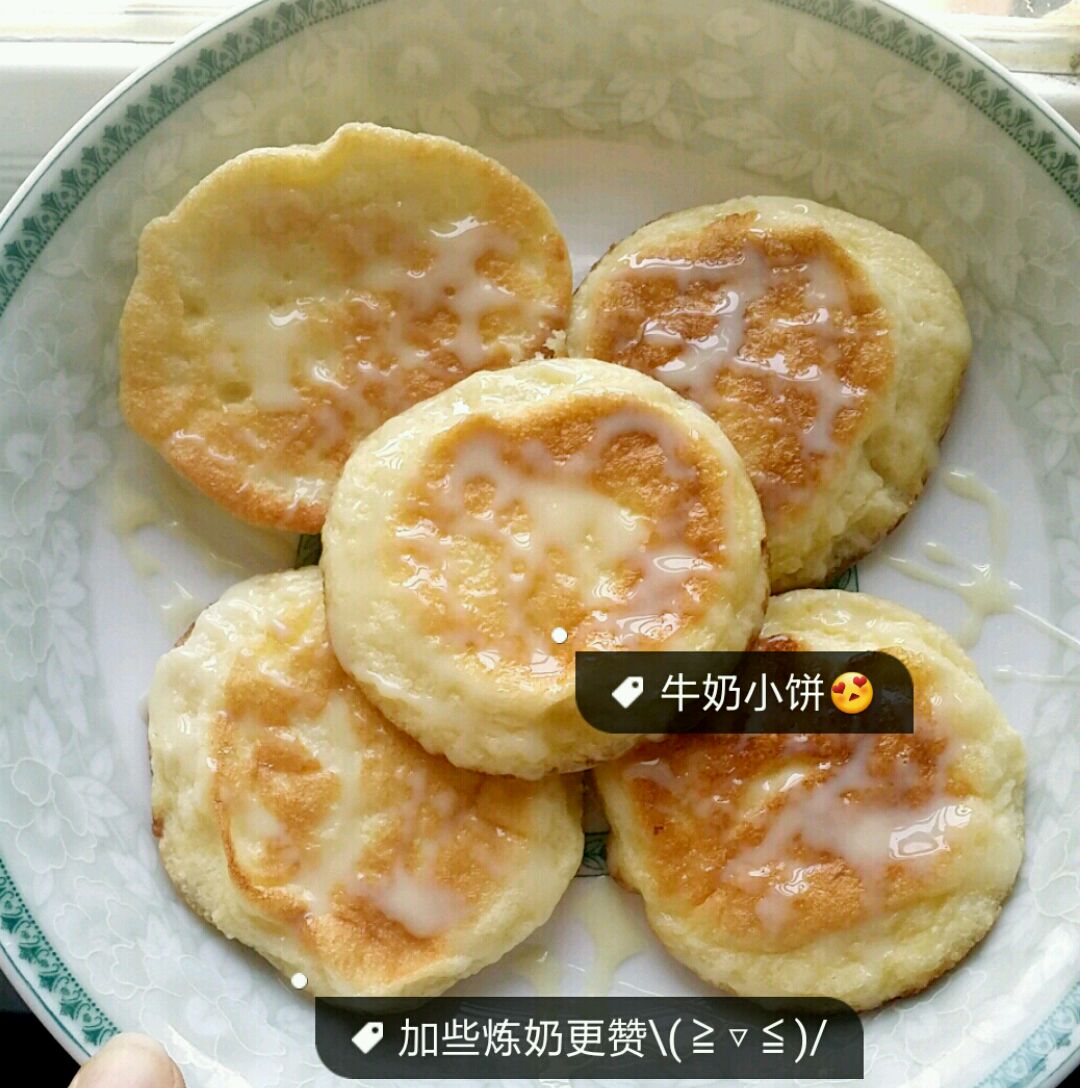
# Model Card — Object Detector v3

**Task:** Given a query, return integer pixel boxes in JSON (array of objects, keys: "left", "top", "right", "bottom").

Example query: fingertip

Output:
[{"left": 72, "top": 1033, "right": 184, "bottom": 1088}]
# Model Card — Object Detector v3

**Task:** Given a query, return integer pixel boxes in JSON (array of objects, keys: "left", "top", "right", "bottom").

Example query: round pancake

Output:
[
  {"left": 596, "top": 590, "right": 1025, "bottom": 1011},
  {"left": 148, "top": 568, "right": 582, "bottom": 997},
  {"left": 121, "top": 122, "right": 571, "bottom": 532},
  {"left": 322, "top": 357, "right": 769, "bottom": 779},
  {"left": 567, "top": 197, "right": 971, "bottom": 590}
]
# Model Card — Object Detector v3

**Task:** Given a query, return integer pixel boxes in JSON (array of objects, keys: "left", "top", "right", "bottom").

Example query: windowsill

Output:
[
  {"left": 2, "top": 37, "right": 1080, "bottom": 211},
  {"left": 0, "top": 41, "right": 165, "bottom": 204}
]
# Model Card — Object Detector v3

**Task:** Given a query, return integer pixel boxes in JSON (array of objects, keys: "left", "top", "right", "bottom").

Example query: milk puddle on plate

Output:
[
  {"left": 506, "top": 944, "right": 564, "bottom": 996},
  {"left": 105, "top": 436, "right": 296, "bottom": 639},
  {"left": 887, "top": 467, "right": 1080, "bottom": 661},
  {"left": 505, "top": 877, "right": 652, "bottom": 997},
  {"left": 993, "top": 667, "right": 1080, "bottom": 684}
]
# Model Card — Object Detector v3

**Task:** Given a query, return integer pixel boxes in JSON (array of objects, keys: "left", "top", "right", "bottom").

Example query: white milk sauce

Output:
[
  {"left": 619, "top": 236, "right": 859, "bottom": 465},
  {"left": 994, "top": 667, "right": 1080, "bottom": 684},
  {"left": 109, "top": 464, "right": 295, "bottom": 575},
  {"left": 213, "top": 216, "right": 549, "bottom": 428},
  {"left": 158, "top": 581, "right": 202, "bottom": 640},
  {"left": 624, "top": 733, "right": 964, "bottom": 935},
  {"left": 399, "top": 408, "right": 721, "bottom": 670},
  {"left": 888, "top": 469, "right": 1080, "bottom": 652},
  {"left": 507, "top": 943, "right": 564, "bottom": 996},
  {"left": 571, "top": 878, "right": 650, "bottom": 996},
  {"left": 339, "top": 764, "right": 467, "bottom": 938},
  {"left": 107, "top": 461, "right": 296, "bottom": 637},
  {"left": 236, "top": 695, "right": 467, "bottom": 938}
]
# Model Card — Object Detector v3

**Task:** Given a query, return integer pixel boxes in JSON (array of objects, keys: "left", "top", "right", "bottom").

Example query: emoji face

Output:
[{"left": 831, "top": 672, "right": 874, "bottom": 714}]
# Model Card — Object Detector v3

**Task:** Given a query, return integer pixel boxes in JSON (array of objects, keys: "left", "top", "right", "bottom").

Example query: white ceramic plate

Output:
[{"left": 2, "top": 0, "right": 1080, "bottom": 1084}]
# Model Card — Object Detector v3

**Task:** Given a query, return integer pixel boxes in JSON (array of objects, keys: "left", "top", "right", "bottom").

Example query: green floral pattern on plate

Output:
[{"left": 1, "top": 1, "right": 1079, "bottom": 1085}]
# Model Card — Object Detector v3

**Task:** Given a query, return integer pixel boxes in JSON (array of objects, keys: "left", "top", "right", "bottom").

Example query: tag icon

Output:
[
  {"left": 611, "top": 675, "right": 645, "bottom": 709},
  {"left": 351, "top": 1021, "right": 384, "bottom": 1055}
]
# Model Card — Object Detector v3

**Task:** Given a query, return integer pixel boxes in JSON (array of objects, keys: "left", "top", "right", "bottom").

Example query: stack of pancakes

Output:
[{"left": 125, "top": 123, "right": 1024, "bottom": 1010}]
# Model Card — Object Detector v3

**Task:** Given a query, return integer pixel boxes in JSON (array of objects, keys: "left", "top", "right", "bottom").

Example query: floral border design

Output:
[
  {"left": 579, "top": 831, "right": 608, "bottom": 876},
  {"left": 0, "top": 0, "right": 1078, "bottom": 1083},
  {"left": 2, "top": 0, "right": 1078, "bottom": 315},
  {"left": 974, "top": 983, "right": 1080, "bottom": 1088},
  {"left": 295, "top": 533, "right": 323, "bottom": 567},
  {"left": 773, "top": 0, "right": 1080, "bottom": 207},
  {"left": 0, "top": 857, "right": 115, "bottom": 1049},
  {"left": 0, "top": 0, "right": 382, "bottom": 313}
]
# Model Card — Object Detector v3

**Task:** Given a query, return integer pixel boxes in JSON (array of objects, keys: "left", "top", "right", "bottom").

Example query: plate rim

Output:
[{"left": 0, "top": 0, "right": 1077, "bottom": 1082}]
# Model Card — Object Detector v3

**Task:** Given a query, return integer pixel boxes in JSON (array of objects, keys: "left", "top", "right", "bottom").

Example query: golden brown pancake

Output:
[
  {"left": 121, "top": 122, "right": 571, "bottom": 532},
  {"left": 322, "top": 358, "right": 769, "bottom": 778},
  {"left": 596, "top": 590, "right": 1024, "bottom": 1010},
  {"left": 149, "top": 568, "right": 583, "bottom": 996},
  {"left": 568, "top": 197, "right": 971, "bottom": 590}
]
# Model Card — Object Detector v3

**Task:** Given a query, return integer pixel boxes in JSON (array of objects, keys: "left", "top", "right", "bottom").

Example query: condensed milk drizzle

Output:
[
  {"left": 572, "top": 877, "right": 650, "bottom": 996},
  {"left": 507, "top": 879, "right": 652, "bottom": 998},
  {"left": 727, "top": 735, "right": 966, "bottom": 932},
  {"left": 397, "top": 409, "right": 721, "bottom": 671},
  {"left": 235, "top": 690, "right": 469, "bottom": 938},
  {"left": 347, "top": 766, "right": 469, "bottom": 939},
  {"left": 888, "top": 469, "right": 1080, "bottom": 653},
  {"left": 210, "top": 216, "right": 551, "bottom": 439},
  {"left": 618, "top": 233, "right": 861, "bottom": 467},
  {"left": 994, "top": 666, "right": 1080, "bottom": 684},
  {"left": 624, "top": 730, "right": 965, "bottom": 935},
  {"left": 351, "top": 216, "right": 526, "bottom": 379}
]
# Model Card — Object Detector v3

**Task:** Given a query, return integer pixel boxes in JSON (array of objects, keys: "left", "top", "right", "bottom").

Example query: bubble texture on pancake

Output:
[
  {"left": 568, "top": 197, "right": 971, "bottom": 590},
  {"left": 149, "top": 568, "right": 582, "bottom": 997},
  {"left": 322, "top": 358, "right": 768, "bottom": 778},
  {"left": 121, "top": 122, "right": 571, "bottom": 532},
  {"left": 596, "top": 590, "right": 1024, "bottom": 1010}
]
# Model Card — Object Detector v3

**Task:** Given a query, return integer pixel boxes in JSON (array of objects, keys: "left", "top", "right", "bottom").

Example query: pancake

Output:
[
  {"left": 121, "top": 122, "right": 571, "bottom": 532},
  {"left": 567, "top": 197, "right": 971, "bottom": 590},
  {"left": 148, "top": 568, "right": 582, "bottom": 997},
  {"left": 322, "top": 357, "right": 769, "bottom": 779},
  {"left": 596, "top": 590, "right": 1025, "bottom": 1011}
]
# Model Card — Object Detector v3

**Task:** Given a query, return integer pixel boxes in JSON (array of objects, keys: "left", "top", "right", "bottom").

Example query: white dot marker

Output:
[
  {"left": 551, "top": 626, "right": 568, "bottom": 644},
  {"left": 290, "top": 972, "right": 308, "bottom": 989}
]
